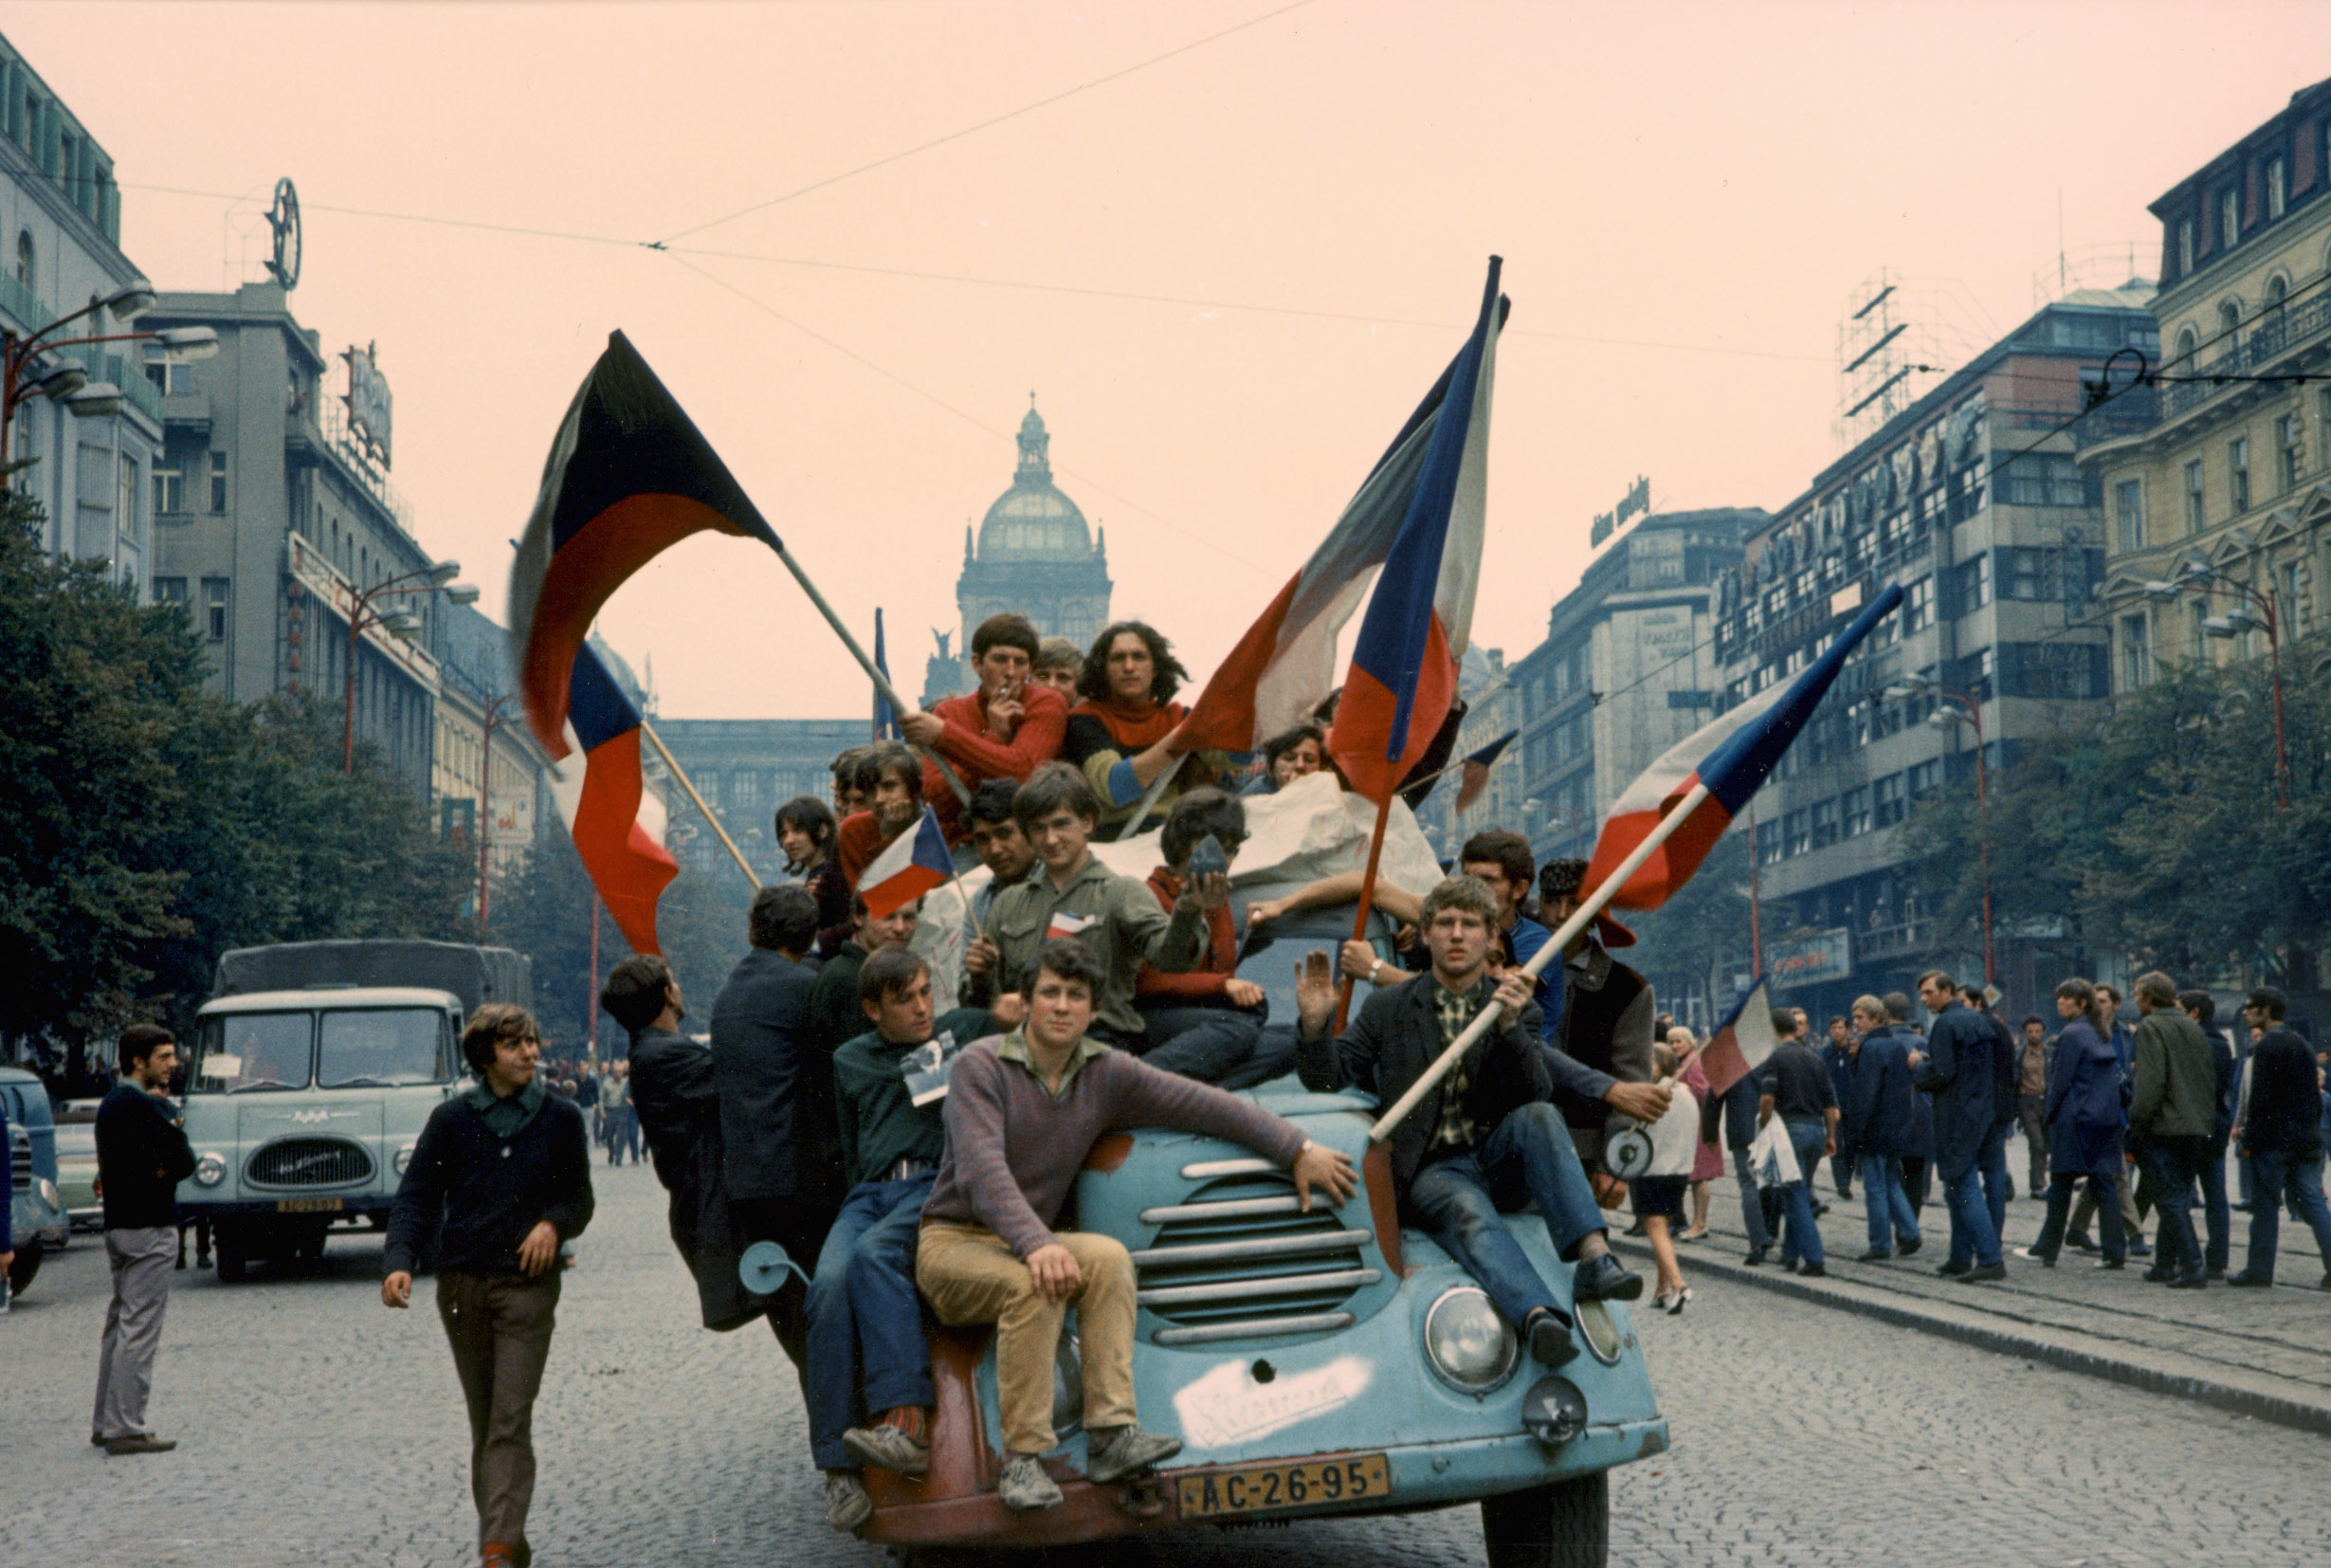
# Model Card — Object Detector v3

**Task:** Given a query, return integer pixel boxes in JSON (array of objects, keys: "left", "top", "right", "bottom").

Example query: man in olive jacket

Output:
[{"left": 2128, "top": 970, "right": 2217, "bottom": 1288}]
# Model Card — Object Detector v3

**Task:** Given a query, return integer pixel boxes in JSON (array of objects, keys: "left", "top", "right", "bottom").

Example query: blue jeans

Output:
[
  {"left": 1136, "top": 1007, "right": 1297, "bottom": 1090},
  {"left": 1731, "top": 1145, "right": 1772, "bottom": 1250},
  {"left": 804, "top": 1172, "right": 936, "bottom": 1469},
  {"left": 1775, "top": 1121, "right": 1827, "bottom": 1269},
  {"left": 1977, "top": 1119, "right": 2012, "bottom": 1240},
  {"left": 2035, "top": 1171, "right": 2124, "bottom": 1264},
  {"left": 1941, "top": 1164, "right": 2002, "bottom": 1268},
  {"left": 1404, "top": 1103, "right": 1607, "bottom": 1329},
  {"left": 2198, "top": 1139, "right": 2231, "bottom": 1273},
  {"left": 1860, "top": 1154, "right": 1920, "bottom": 1252},
  {"left": 2242, "top": 1149, "right": 2331, "bottom": 1280}
]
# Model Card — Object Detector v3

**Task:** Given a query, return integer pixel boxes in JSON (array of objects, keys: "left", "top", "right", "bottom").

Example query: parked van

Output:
[{"left": 2, "top": 1065, "right": 65, "bottom": 1296}]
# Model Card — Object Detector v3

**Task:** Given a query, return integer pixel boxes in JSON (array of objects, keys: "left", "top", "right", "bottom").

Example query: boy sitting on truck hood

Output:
[
  {"left": 915, "top": 939, "right": 1358, "bottom": 1513},
  {"left": 811, "top": 946, "right": 995, "bottom": 1533}
]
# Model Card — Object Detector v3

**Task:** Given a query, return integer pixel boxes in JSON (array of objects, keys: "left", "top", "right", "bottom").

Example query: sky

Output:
[{"left": 10, "top": 1, "right": 2331, "bottom": 718}]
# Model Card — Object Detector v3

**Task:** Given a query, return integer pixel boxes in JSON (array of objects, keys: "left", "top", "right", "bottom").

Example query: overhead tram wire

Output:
[{"left": 650, "top": 0, "right": 1320, "bottom": 246}]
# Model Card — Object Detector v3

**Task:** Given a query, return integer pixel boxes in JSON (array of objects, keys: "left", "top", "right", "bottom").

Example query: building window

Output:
[
  {"left": 13, "top": 229, "right": 30, "bottom": 291},
  {"left": 1811, "top": 798, "right": 1841, "bottom": 849},
  {"left": 2121, "top": 613, "right": 2152, "bottom": 688},
  {"left": 155, "top": 576, "right": 187, "bottom": 612},
  {"left": 2184, "top": 459, "right": 2206, "bottom": 532},
  {"left": 152, "top": 463, "right": 184, "bottom": 516},
  {"left": 2279, "top": 561, "right": 2302, "bottom": 632},
  {"left": 1843, "top": 787, "right": 1872, "bottom": 837},
  {"left": 2115, "top": 479, "right": 2145, "bottom": 552},
  {"left": 2279, "top": 414, "right": 2302, "bottom": 490},
  {"left": 1873, "top": 774, "right": 1905, "bottom": 828},
  {"left": 209, "top": 451, "right": 228, "bottom": 513},
  {"left": 2218, "top": 301, "right": 2242, "bottom": 336},
  {"left": 2267, "top": 157, "right": 2287, "bottom": 220},
  {"left": 2229, "top": 436, "right": 2250, "bottom": 514},
  {"left": 1906, "top": 759, "right": 1941, "bottom": 799},
  {"left": 1782, "top": 810, "right": 1810, "bottom": 858},
  {"left": 202, "top": 577, "right": 228, "bottom": 641},
  {"left": 118, "top": 454, "right": 137, "bottom": 538},
  {"left": 2177, "top": 219, "right": 2194, "bottom": 278},
  {"left": 2220, "top": 189, "right": 2240, "bottom": 249},
  {"left": 2175, "top": 326, "right": 2197, "bottom": 366},
  {"left": 141, "top": 343, "right": 191, "bottom": 397},
  {"left": 1903, "top": 575, "right": 1934, "bottom": 633}
]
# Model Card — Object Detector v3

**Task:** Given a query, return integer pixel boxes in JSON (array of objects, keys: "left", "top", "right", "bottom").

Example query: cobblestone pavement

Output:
[{"left": 9, "top": 1162, "right": 2328, "bottom": 1567}]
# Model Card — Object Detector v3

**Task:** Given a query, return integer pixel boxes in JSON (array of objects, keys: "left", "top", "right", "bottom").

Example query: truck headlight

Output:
[
  {"left": 393, "top": 1144, "right": 416, "bottom": 1176},
  {"left": 194, "top": 1152, "right": 228, "bottom": 1187},
  {"left": 38, "top": 1176, "right": 59, "bottom": 1209},
  {"left": 1423, "top": 1285, "right": 1518, "bottom": 1393}
]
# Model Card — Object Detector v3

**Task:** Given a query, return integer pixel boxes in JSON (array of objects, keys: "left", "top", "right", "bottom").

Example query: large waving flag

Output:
[
  {"left": 549, "top": 643, "right": 679, "bottom": 956},
  {"left": 1325, "top": 259, "right": 1506, "bottom": 800},
  {"left": 858, "top": 806, "right": 953, "bottom": 920},
  {"left": 1701, "top": 978, "right": 1778, "bottom": 1098},
  {"left": 509, "top": 331, "right": 778, "bottom": 757},
  {"left": 1586, "top": 581, "right": 1904, "bottom": 911}
]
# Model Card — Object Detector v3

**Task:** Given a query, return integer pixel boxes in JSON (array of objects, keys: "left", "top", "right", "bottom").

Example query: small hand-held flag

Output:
[
  {"left": 508, "top": 331, "right": 780, "bottom": 757},
  {"left": 1700, "top": 977, "right": 1779, "bottom": 1098},
  {"left": 856, "top": 806, "right": 954, "bottom": 920},
  {"left": 549, "top": 643, "right": 679, "bottom": 956},
  {"left": 1452, "top": 728, "right": 1518, "bottom": 815},
  {"left": 1584, "top": 580, "right": 1906, "bottom": 912}
]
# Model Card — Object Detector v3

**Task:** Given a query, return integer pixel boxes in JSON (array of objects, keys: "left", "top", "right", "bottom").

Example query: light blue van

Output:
[{"left": 2, "top": 1065, "right": 65, "bottom": 1297}]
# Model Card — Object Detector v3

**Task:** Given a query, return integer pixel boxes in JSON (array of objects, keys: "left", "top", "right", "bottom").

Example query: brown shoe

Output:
[
  {"left": 104, "top": 1434, "right": 177, "bottom": 1455},
  {"left": 482, "top": 1544, "right": 519, "bottom": 1568}
]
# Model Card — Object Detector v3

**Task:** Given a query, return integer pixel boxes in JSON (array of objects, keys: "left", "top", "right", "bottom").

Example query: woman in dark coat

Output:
[{"left": 2030, "top": 977, "right": 2127, "bottom": 1267}]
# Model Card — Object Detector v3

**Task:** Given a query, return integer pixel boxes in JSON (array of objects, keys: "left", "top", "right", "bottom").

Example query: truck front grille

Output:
[
  {"left": 9, "top": 1131, "right": 27, "bottom": 1193},
  {"left": 246, "top": 1137, "right": 373, "bottom": 1189},
  {"left": 1135, "top": 1170, "right": 1378, "bottom": 1345}
]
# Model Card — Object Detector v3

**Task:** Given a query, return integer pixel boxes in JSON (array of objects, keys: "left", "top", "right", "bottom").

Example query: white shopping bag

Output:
[
  {"left": 1748, "top": 1113, "right": 1802, "bottom": 1188},
  {"left": 1645, "top": 1078, "right": 1702, "bottom": 1179}
]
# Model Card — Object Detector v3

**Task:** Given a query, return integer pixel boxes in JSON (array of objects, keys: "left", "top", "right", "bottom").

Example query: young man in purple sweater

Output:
[{"left": 916, "top": 939, "right": 1357, "bottom": 1512}]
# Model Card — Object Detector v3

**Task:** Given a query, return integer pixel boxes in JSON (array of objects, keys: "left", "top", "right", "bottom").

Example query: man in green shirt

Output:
[{"left": 963, "top": 761, "right": 1220, "bottom": 1043}]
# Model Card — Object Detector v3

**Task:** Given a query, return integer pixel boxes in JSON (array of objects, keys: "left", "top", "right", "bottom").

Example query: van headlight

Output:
[
  {"left": 194, "top": 1152, "right": 228, "bottom": 1187},
  {"left": 38, "top": 1176, "right": 59, "bottom": 1209},
  {"left": 393, "top": 1144, "right": 416, "bottom": 1176},
  {"left": 1423, "top": 1285, "right": 1518, "bottom": 1393}
]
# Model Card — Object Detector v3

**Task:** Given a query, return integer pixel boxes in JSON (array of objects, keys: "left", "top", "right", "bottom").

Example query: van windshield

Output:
[
  {"left": 193, "top": 1012, "right": 313, "bottom": 1093},
  {"left": 319, "top": 1009, "right": 448, "bottom": 1088}
]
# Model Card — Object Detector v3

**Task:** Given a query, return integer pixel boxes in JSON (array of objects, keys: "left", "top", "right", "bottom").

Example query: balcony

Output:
[{"left": 2158, "top": 291, "right": 2331, "bottom": 420}]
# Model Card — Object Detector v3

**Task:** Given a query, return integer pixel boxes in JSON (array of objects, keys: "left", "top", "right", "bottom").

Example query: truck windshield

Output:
[
  {"left": 193, "top": 1012, "right": 313, "bottom": 1093},
  {"left": 318, "top": 1009, "right": 448, "bottom": 1088}
]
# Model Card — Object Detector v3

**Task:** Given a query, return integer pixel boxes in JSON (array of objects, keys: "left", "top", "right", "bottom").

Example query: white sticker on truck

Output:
[{"left": 1172, "top": 1355, "right": 1373, "bottom": 1450}]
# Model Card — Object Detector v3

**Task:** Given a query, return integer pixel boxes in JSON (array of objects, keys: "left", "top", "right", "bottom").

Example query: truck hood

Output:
[{"left": 230, "top": 1098, "right": 385, "bottom": 1142}]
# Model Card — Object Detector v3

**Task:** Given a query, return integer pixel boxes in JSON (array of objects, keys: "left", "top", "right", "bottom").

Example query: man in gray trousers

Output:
[{"left": 92, "top": 1024, "right": 196, "bottom": 1454}]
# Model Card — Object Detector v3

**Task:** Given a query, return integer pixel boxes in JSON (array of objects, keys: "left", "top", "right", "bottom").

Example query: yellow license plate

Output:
[
  {"left": 1177, "top": 1453, "right": 1389, "bottom": 1519},
  {"left": 275, "top": 1197, "right": 343, "bottom": 1213}
]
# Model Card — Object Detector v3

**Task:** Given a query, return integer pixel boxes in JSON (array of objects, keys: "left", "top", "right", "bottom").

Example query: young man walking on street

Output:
[
  {"left": 1913, "top": 972, "right": 2006, "bottom": 1282},
  {"left": 2227, "top": 987, "right": 2331, "bottom": 1287},
  {"left": 1848, "top": 994, "right": 1922, "bottom": 1261},
  {"left": 2016, "top": 1016, "right": 2053, "bottom": 1196},
  {"left": 1758, "top": 1012, "right": 1838, "bottom": 1276},
  {"left": 917, "top": 939, "right": 1356, "bottom": 1511},
  {"left": 91, "top": 1024, "right": 195, "bottom": 1455},
  {"left": 2127, "top": 971, "right": 2216, "bottom": 1288},
  {"left": 384, "top": 1005, "right": 594, "bottom": 1568}
]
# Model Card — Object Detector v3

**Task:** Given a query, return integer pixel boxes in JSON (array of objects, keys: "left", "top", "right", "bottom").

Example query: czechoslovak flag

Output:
[
  {"left": 857, "top": 806, "right": 954, "bottom": 920},
  {"left": 1584, "top": 581, "right": 1904, "bottom": 912},
  {"left": 1323, "top": 258, "right": 1505, "bottom": 800},
  {"left": 1700, "top": 977, "right": 1779, "bottom": 1098},
  {"left": 550, "top": 642, "right": 679, "bottom": 956}
]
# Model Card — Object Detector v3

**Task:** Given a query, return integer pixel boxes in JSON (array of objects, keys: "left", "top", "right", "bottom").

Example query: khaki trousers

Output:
[
  {"left": 436, "top": 1270, "right": 560, "bottom": 1550},
  {"left": 2069, "top": 1164, "right": 2144, "bottom": 1242},
  {"left": 916, "top": 1221, "right": 1135, "bottom": 1456}
]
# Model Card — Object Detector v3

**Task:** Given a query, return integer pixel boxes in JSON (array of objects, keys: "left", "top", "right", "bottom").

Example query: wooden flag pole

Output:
[
  {"left": 1106, "top": 754, "right": 1187, "bottom": 843},
  {"left": 1368, "top": 780, "right": 1714, "bottom": 1144},
  {"left": 640, "top": 719, "right": 761, "bottom": 891},
  {"left": 1331, "top": 793, "right": 1396, "bottom": 1036},
  {"left": 762, "top": 539, "right": 974, "bottom": 808}
]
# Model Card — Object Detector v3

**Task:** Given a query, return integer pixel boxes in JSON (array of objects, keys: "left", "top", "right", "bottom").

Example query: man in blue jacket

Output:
[
  {"left": 1912, "top": 972, "right": 2005, "bottom": 1282},
  {"left": 1848, "top": 994, "right": 1921, "bottom": 1260}
]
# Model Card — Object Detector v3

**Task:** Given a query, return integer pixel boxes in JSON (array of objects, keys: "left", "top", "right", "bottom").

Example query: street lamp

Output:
[
  {"left": 340, "top": 558, "right": 473, "bottom": 772},
  {"left": 0, "top": 281, "right": 218, "bottom": 487},
  {"left": 1885, "top": 674, "right": 1994, "bottom": 987},
  {"left": 2140, "top": 567, "right": 2288, "bottom": 809},
  {"left": 476, "top": 692, "right": 518, "bottom": 927}
]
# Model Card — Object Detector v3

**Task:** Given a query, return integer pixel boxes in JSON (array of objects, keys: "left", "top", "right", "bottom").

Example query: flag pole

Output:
[
  {"left": 761, "top": 539, "right": 974, "bottom": 808},
  {"left": 1367, "top": 780, "right": 1713, "bottom": 1144},
  {"left": 1107, "top": 754, "right": 1187, "bottom": 843},
  {"left": 1332, "top": 793, "right": 1396, "bottom": 1035},
  {"left": 640, "top": 719, "right": 762, "bottom": 891}
]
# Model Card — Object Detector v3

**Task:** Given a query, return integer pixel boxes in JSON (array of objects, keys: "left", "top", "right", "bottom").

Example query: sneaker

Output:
[
  {"left": 998, "top": 1453, "right": 1065, "bottom": 1512},
  {"left": 1796, "top": 1262, "right": 1828, "bottom": 1278},
  {"left": 1573, "top": 1253, "right": 1644, "bottom": 1303},
  {"left": 103, "top": 1434, "right": 176, "bottom": 1455},
  {"left": 843, "top": 1422, "right": 930, "bottom": 1476},
  {"left": 2226, "top": 1271, "right": 2273, "bottom": 1287},
  {"left": 1084, "top": 1424, "right": 1183, "bottom": 1484},
  {"left": 1895, "top": 1236, "right": 1922, "bottom": 1258},
  {"left": 825, "top": 1471, "right": 872, "bottom": 1533},
  {"left": 1958, "top": 1262, "right": 2007, "bottom": 1283},
  {"left": 1522, "top": 1307, "right": 1578, "bottom": 1367}
]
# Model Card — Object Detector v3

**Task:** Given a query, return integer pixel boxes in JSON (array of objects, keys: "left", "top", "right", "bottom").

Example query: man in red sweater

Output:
[
  {"left": 900, "top": 613, "right": 1067, "bottom": 843},
  {"left": 836, "top": 741, "right": 926, "bottom": 887},
  {"left": 1134, "top": 788, "right": 1295, "bottom": 1088}
]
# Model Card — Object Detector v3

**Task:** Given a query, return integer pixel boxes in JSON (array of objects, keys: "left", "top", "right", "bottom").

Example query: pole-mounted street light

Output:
[
  {"left": 0, "top": 280, "right": 217, "bottom": 487},
  {"left": 476, "top": 692, "right": 517, "bottom": 926},
  {"left": 1885, "top": 674, "right": 1994, "bottom": 988},
  {"left": 341, "top": 557, "right": 477, "bottom": 772},
  {"left": 2142, "top": 561, "right": 2288, "bottom": 811}
]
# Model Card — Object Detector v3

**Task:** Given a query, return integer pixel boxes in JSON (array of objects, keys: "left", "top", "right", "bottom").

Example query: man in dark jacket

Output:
[
  {"left": 2070, "top": 984, "right": 2151, "bottom": 1257},
  {"left": 611, "top": 955, "right": 776, "bottom": 1344},
  {"left": 1885, "top": 994, "right": 1934, "bottom": 1213},
  {"left": 2127, "top": 971, "right": 2216, "bottom": 1288},
  {"left": 1912, "top": 972, "right": 2005, "bottom": 1281},
  {"left": 1966, "top": 986, "right": 2021, "bottom": 1230},
  {"left": 383, "top": 1004, "right": 593, "bottom": 1568},
  {"left": 2180, "top": 989, "right": 2238, "bottom": 1277},
  {"left": 1536, "top": 859, "right": 1661, "bottom": 1175},
  {"left": 710, "top": 884, "right": 836, "bottom": 1372},
  {"left": 1298, "top": 875, "right": 1648, "bottom": 1364},
  {"left": 91, "top": 1024, "right": 196, "bottom": 1455},
  {"left": 1757, "top": 1015, "right": 1837, "bottom": 1276},
  {"left": 1848, "top": 994, "right": 1921, "bottom": 1260},
  {"left": 1820, "top": 1017, "right": 1857, "bottom": 1198},
  {"left": 2228, "top": 987, "right": 2331, "bottom": 1287}
]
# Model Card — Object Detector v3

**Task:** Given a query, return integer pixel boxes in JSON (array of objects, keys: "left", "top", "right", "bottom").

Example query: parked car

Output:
[
  {"left": 53, "top": 1101, "right": 102, "bottom": 1233},
  {"left": 2, "top": 1066, "right": 66, "bottom": 1296}
]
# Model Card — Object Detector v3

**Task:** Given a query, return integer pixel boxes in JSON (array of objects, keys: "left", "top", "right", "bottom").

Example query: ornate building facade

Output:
[{"left": 926, "top": 399, "right": 1111, "bottom": 702}]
